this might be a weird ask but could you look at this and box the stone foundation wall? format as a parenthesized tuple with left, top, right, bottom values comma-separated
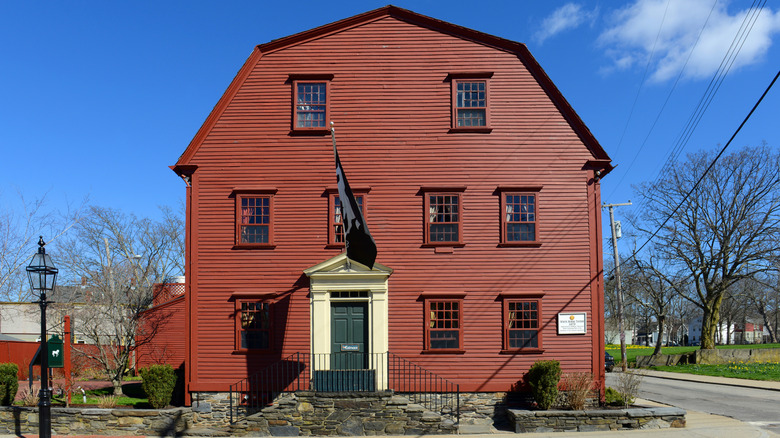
(229, 391, 458, 436)
(191, 390, 506, 431)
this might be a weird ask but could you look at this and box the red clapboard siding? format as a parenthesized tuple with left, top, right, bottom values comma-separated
(173, 8, 610, 394)
(136, 295, 186, 370)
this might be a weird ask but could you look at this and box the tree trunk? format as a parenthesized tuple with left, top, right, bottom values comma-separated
(653, 315, 665, 355)
(112, 378, 124, 396)
(760, 311, 777, 343)
(701, 295, 724, 349)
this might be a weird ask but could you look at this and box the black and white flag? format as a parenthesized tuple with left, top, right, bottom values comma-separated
(331, 123, 377, 269)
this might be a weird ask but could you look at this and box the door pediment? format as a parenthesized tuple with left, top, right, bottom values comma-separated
(304, 253, 392, 282)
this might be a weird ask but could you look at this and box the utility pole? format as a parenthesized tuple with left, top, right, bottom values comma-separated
(603, 201, 631, 372)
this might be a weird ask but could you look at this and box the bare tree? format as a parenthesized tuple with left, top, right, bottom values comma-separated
(634, 145, 780, 349)
(739, 272, 779, 343)
(0, 192, 82, 302)
(55, 206, 183, 395)
(626, 254, 682, 355)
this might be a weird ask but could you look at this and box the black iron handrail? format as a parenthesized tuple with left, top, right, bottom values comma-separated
(228, 351, 460, 424)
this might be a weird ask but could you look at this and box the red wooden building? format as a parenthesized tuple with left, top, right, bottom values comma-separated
(172, 6, 612, 406)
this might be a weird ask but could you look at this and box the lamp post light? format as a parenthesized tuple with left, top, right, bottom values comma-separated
(26, 236, 58, 438)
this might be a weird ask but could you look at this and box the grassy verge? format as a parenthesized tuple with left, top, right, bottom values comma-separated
(605, 343, 780, 365)
(651, 362, 780, 381)
(53, 382, 150, 408)
(606, 343, 780, 382)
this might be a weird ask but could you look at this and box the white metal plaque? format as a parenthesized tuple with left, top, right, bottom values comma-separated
(558, 312, 587, 334)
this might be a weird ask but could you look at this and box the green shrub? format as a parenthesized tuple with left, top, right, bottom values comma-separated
(0, 363, 19, 406)
(140, 364, 176, 409)
(527, 360, 561, 410)
(604, 387, 626, 406)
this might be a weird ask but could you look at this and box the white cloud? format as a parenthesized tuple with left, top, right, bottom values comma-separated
(535, 3, 599, 43)
(598, 0, 780, 82)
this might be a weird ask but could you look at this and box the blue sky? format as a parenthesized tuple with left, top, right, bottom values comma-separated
(1, 1, 778, 253)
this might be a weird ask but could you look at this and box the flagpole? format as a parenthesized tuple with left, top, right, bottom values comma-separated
(330, 122, 351, 271)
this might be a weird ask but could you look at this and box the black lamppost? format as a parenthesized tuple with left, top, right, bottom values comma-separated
(26, 236, 58, 438)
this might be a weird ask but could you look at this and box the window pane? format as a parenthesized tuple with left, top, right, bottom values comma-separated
(333, 195, 363, 244)
(428, 300, 460, 349)
(506, 300, 539, 349)
(428, 194, 459, 242)
(508, 330, 538, 349)
(240, 301, 270, 349)
(241, 331, 270, 349)
(456, 81, 486, 127)
(457, 109, 486, 127)
(296, 82, 327, 128)
(505, 194, 536, 241)
(241, 225, 269, 244)
(240, 196, 270, 244)
(430, 330, 459, 349)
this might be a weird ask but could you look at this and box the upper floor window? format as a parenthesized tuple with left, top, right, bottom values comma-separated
(500, 188, 541, 245)
(329, 192, 365, 246)
(234, 190, 276, 247)
(293, 80, 328, 130)
(425, 192, 462, 245)
(450, 73, 492, 131)
(425, 298, 463, 352)
(236, 300, 271, 351)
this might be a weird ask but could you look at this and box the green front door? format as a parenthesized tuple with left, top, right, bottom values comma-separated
(313, 301, 374, 391)
(331, 302, 368, 370)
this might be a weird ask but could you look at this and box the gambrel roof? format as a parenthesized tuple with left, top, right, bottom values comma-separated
(173, 5, 612, 176)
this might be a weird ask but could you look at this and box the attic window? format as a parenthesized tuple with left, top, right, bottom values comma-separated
(449, 73, 493, 133)
(290, 74, 333, 133)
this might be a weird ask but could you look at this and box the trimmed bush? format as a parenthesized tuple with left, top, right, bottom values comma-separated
(527, 359, 561, 410)
(140, 364, 176, 409)
(0, 363, 19, 406)
(604, 387, 626, 406)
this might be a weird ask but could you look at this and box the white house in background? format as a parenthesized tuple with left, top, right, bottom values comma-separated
(0, 303, 42, 342)
(687, 316, 768, 346)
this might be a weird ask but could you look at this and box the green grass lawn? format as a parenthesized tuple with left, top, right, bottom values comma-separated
(606, 343, 780, 381)
(606, 343, 780, 365)
(52, 382, 150, 407)
(652, 362, 780, 381)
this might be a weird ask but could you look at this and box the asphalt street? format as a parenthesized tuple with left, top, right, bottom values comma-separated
(607, 370, 780, 435)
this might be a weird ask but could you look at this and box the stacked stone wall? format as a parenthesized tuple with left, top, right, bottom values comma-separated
(509, 407, 686, 433)
(1, 391, 686, 436)
(0, 406, 190, 436)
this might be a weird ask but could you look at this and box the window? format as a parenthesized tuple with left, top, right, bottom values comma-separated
(329, 192, 365, 246)
(450, 74, 492, 130)
(234, 191, 276, 247)
(425, 299, 463, 351)
(501, 190, 540, 245)
(425, 192, 462, 245)
(294, 81, 329, 130)
(236, 300, 271, 350)
(503, 299, 541, 351)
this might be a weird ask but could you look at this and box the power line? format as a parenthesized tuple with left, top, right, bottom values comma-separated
(606, 0, 719, 200)
(629, 0, 767, 216)
(612, 0, 672, 156)
(615, 67, 780, 272)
